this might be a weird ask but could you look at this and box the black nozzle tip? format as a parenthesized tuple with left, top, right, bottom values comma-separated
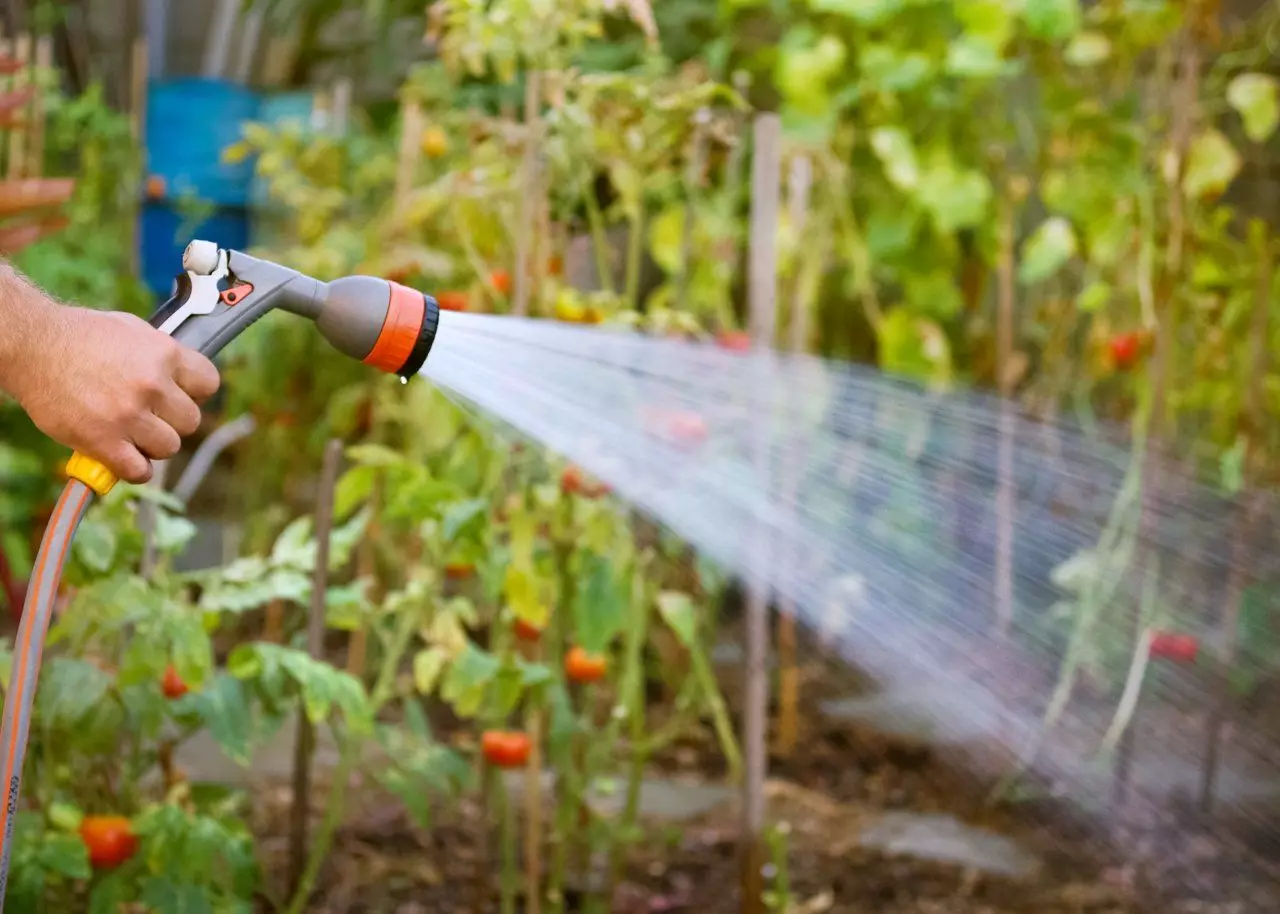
(396, 294, 440, 379)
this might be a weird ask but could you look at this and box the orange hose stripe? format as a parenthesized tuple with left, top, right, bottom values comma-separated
(0, 485, 84, 839)
(363, 282, 424, 373)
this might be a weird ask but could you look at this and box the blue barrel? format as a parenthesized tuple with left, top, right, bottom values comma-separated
(141, 79, 261, 296)
(146, 78, 260, 205)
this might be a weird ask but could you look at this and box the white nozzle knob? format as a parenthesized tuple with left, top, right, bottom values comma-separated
(183, 240, 220, 275)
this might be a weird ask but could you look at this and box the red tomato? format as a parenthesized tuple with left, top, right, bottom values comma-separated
(1108, 332, 1142, 370)
(437, 290, 469, 312)
(481, 730, 532, 768)
(161, 664, 189, 699)
(561, 465, 585, 496)
(514, 618, 543, 642)
(1149, 632, 1199, 663)
(445, 562, 475, 581)
(489, 270, 512, 296)
(565, 646, 607, 684)
(716, 330, 752, 352)
(79, 816, 139, 869)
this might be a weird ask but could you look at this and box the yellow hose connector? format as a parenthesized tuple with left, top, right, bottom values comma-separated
(65, 453, 118, 497)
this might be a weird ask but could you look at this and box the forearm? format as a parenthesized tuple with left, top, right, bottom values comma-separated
(0, 259, 62, 405)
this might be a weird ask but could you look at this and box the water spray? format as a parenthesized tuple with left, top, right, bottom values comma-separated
(0, 241, 442, 904)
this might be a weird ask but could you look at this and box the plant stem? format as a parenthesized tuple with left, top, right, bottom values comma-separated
(623, 209, 645, 312)
(607, 563, 651, 904)
(584, 180, 615, 295)
(690, 645, 743, 783)
(284, 737, 357, 914)
(500, 769, 517, 914)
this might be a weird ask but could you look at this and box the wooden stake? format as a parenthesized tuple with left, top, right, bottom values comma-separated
(289, 439, 344, 895)
(513, 71, 542, 317)
(741, 112, 781, 914)
(993, 188, 1017, 637)
(775, 153, 811, 759)
(127, 33, 147, 279)
(6, 32, 30, 180)
(394, 98, 424, 214)
(23, 35, 50, 178)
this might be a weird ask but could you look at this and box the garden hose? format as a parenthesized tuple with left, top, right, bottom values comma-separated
(0, 240, 441, 904)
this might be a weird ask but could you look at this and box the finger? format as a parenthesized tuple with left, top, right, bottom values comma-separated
(131, 413, 183, 462)
(102, 444, 152, 485)
(151, 381, 203, 438)
(172, 347, 220, 402)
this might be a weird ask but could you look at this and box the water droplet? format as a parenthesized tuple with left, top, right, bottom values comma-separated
(400, 376, 408, 385)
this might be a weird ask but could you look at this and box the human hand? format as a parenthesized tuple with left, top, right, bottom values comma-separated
(9, 306, 220, 484)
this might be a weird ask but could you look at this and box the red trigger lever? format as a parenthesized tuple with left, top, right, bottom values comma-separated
(220, 282, 254, 306)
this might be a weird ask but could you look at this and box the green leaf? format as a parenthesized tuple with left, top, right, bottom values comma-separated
(140, 877, 214, 914)
(904, 272, 963, 319)
(36, 658, 111, 731)
(74, 517, 117, 572)
(1183, 130, 1242, 199)
(414, 647, 449, 695)
(572, 553, 626, 652)
(810, 0, 903, 25)
(491, 664, 525, 717)
(917, 164, 991, 233)
(876, 310, 952, 386)
(1022, 0, 1081, 41)
(333, 465, 377, 520)
(346, 443, 405, 467)
(865, 205, 920, 260)
(442, 498, 488, 543)
(869, 127, 919, 191)
(1227, 73, 1280, 144)
(47, 803, 83, 832)
(957, 1, 1016, 47)
(859, 46, 934, 92)
(154, 512, 198, 555)
(184, 674, 253, 765)
(504, 566, 547, 627)
(657, 591, 698, 648)
(1077, 280, 1111, 313)
(945, 37, 1008, 78)
(441, 641, 501, 718)
(39, 832, 91, 880)
(1018, 217, 1078, 284)
(270, 517, 313, 566)
(1064, 31, 1111, 67)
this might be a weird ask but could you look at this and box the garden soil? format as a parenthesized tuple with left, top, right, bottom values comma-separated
(244, 625, 1280, 914)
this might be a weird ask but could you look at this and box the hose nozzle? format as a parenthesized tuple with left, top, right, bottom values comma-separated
(313, 276, 441, 379)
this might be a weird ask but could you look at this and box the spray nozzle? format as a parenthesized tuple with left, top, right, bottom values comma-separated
(151, 240, 440, 380)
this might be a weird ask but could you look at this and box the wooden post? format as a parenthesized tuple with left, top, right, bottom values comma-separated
(741, 112, 781, 914)
(289, 439, 344, 894)
(775, 153, 811, 759)
(128, 25, 147, 280)
(6, 31, 29, 180)
(513, 71, 542, 317)
(23, 35, 49, 177)
(394, 98, 424, 214)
